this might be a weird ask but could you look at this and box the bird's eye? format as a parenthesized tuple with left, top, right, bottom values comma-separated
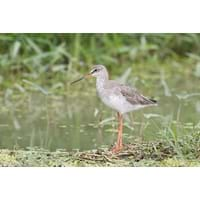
(91, 69, 98, 74)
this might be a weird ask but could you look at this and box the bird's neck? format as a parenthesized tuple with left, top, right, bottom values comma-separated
(96, 76, 108, 91)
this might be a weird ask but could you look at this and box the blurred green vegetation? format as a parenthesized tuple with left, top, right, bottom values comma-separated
(0, 33, 200, 95)
(2, 33, 200, 64)
(0, 34, 198, 71)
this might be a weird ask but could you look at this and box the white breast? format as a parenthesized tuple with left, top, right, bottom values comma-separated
(97, 85, 130, 114)
(96, 78, 146, 114)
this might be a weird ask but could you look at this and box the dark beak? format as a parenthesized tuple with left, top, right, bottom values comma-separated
(70, 73, 92, 85)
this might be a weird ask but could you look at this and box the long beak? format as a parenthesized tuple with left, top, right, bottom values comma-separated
(70, 73, 92, 85)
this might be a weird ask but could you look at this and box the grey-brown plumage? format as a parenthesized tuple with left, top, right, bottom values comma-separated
(103, 79, 156, 105)
(71, 64, 157, 152)
(94, 71, 157, 114)
(120, 84, 157, 105)
(71, 65, 157, 113)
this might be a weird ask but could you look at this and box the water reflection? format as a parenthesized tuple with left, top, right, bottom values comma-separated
(0, 90, 199, 151)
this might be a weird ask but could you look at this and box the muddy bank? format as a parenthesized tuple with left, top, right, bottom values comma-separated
(0, 141, 199, 167)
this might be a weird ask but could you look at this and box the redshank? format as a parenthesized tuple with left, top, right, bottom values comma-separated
(71, 65, 157, 153)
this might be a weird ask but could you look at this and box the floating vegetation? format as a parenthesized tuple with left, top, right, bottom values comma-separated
(0, 139, 200, 167)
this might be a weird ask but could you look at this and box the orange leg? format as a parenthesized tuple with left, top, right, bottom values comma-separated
(112, 112, 123, 153)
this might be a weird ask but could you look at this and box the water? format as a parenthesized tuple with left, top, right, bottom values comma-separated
(0, 86, 200, 151)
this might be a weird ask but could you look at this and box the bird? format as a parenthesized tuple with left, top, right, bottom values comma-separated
(71, 65, 157, 153)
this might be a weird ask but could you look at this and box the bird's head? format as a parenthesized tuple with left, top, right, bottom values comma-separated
(71, 65, 108, 84)
(88, 65, 108, 78)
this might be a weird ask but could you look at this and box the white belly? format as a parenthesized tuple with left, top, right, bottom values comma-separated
(99, 92, 146, 114)
(96, 79, 148, 114)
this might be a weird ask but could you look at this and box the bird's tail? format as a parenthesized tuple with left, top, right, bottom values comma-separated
(149, 98, 158, 105)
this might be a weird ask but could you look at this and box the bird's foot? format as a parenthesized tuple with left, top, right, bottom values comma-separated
(111, 145, 123, 153)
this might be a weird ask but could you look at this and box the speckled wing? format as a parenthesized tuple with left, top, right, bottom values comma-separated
(105, 80, 157, 106)
(119, 84, 157, 106)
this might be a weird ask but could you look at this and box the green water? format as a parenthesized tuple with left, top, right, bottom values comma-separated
(0, 81, 200, 151)
(0, 33, 200, 154)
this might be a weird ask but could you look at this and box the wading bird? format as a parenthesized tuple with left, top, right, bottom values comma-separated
(71, 65, 157, 153)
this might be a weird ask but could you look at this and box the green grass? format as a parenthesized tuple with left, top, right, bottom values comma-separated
(0, 34, 200, 74)
(0, 33, 199, 93)
(0, 136, 200, 167)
